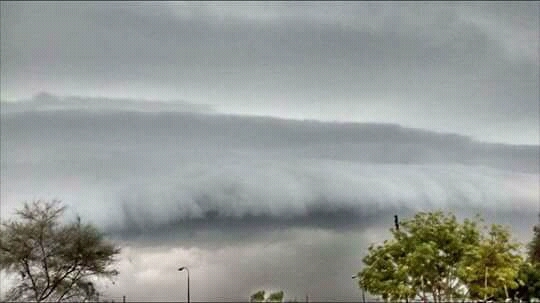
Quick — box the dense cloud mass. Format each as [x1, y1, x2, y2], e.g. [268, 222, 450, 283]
[1, 102, 538, 300]
[1, 101, 537, 232]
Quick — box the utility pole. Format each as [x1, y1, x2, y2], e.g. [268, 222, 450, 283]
[394, 215, 399, 231]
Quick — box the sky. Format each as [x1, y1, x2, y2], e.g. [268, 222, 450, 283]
[1, 1, 539, 302]
[1, 1, 539, 144]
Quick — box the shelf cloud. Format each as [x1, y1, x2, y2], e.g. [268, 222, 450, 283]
[2, 105, 537, 238]
[1, 2, 538, 300]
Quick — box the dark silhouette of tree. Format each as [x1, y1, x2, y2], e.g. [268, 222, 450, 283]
[0, 200, 120, 302]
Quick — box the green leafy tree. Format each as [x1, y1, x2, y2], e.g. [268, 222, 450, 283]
[359, 239, 415, 302]
[502, 262, 540, 301]
[250, 290, 285, 303]
[358, 211, 522, 302]
[398, 212, 481, 302]
[528, 218, 540, 263]
[251, 290, 266, 303]
[266, 290, 284, 302]
[457, 224, 522, 301]
[504, 218, 540, 301]
[360, 212, 482, 302]
[0, 200, 120, 302]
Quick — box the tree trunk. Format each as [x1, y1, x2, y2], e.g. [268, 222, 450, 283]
[484, 267, 488, 302]
[420, 275, 425, 297]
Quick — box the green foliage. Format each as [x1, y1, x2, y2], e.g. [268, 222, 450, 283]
[0, 200, 120, 302]
[251, 290, 266, 302]
[359, 239, 415, 302]
[358, 211, 523, 302]
[250, 290, 285, 303]
[267, 290, 284, 302]
[529, 221, 540, 264]
[457, 224, 522, 300]
[503, 262, 540, 301]
[504, 219, 540, 301]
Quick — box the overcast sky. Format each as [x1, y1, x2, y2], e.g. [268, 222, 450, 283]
[1, 109, 538, 301]
[1, 2, 539, 302]
[1, 1, 539, 144]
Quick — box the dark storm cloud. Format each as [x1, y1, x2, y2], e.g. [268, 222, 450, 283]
[2, 106, 538, 239]
[1, 100, 538, 301]
[101, 228, 383, 301]
[2, 94, 537, 168]
[1, 2, 538, 144]
[1, 3, 538, 298]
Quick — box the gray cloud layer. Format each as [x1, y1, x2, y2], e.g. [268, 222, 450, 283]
[1, 100, 538, 300]
[1, 3, 538, 298]
[1, 3, 538, 144]
[2, 100, 537, 236]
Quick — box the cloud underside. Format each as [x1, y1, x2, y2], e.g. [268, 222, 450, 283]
[1, 110, 537, 239]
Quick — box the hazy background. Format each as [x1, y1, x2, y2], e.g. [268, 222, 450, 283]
[1, 1, 539, 301]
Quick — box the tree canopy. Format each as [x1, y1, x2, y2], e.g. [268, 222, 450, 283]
[502, 217, 540, 301]
[529, 219, 540, 264]
[250, 290, 285, 303]
[0, 200, 120, 302]
[356, 211, 523, 302]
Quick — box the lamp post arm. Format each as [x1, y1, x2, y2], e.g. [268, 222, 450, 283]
[178, 267, 191, 303]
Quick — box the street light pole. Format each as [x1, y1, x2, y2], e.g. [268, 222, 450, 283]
[352, 275, 366, 303]
[178, 266, 190, 303]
